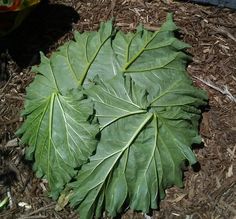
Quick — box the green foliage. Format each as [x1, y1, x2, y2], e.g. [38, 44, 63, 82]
[17, 14, 208, 218]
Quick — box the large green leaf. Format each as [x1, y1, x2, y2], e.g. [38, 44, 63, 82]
[15, 20, 113, 198]
[69, 75, 207, 218]
[78, 14, 191, 89]
[17, 13, 208, 218]
[112, 14, 190, 75]
[31, 20, 113, 92]
[17, 88, 98, 198]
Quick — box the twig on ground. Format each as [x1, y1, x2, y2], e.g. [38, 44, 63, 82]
[7, 188, 13, 209]
[19, 216, 48, 219]
[207, 194, 236, 216]
[0, 75, 12, 93]
[193, 76, 236, 103]
[208, 24, 236, 43]
[0, 117, 21, 125]
[19, 203, 55, 219]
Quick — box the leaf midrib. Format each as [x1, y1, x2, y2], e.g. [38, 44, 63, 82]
[80, 113, 153, 197]
[122, 29, 166, 72]
[79, 35, 111, 85]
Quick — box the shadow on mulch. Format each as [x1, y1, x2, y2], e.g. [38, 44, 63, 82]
[1, 0, 79, 69]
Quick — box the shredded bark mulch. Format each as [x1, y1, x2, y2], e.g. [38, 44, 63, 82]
[0, 0, 235, 218]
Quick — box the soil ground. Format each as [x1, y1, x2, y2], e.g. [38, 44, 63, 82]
[0, 0, 235, 218]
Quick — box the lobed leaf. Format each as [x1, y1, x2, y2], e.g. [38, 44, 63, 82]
[16, 21, 114, 197]
[17, 13, 208, 218]
[17, 89, 98, 198]
[70, 74, 207, 218]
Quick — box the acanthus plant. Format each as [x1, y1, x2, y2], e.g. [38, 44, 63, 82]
[17, 14, 208, 219]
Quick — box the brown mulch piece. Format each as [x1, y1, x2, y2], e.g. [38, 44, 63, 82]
[0, 0, 235, 218]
